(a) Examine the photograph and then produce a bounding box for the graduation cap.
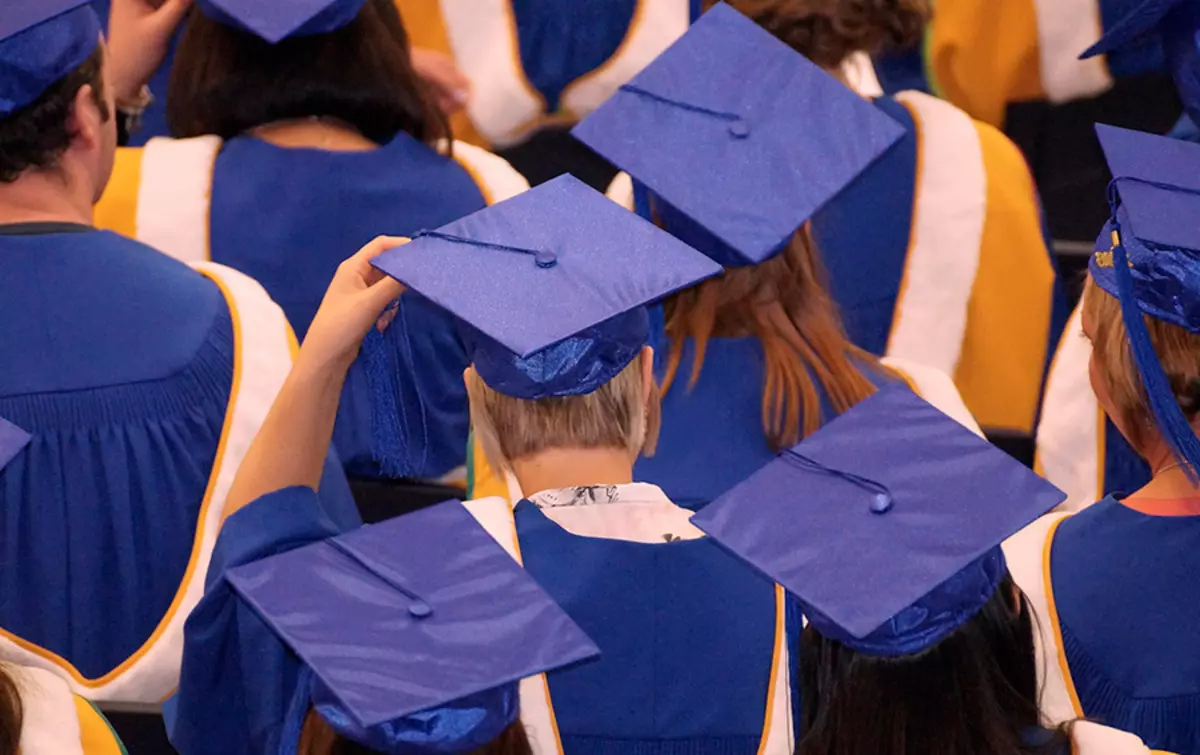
[691,384,1066,656]
[571,2,905,267]
[0,416,31,471]
[1089,123,1200,479]
[0,0,101,116]
[226,499,599,754]
[371,173,722,401]
[196,0,366,43]
[1081,0,1200,123]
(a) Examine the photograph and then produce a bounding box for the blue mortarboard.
[196,0,366,43]
[0,0,101,117]
[372,174,722,400]
[1081,0,1200,123]
[692,385,1066,656]
[1089,123,1200,478]
[571,3,905,267]
[226,500,599,755]
[0,416,31,471]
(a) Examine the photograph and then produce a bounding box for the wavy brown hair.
[0,666,22,755]
[661,229,882,451]
[709,0,930,69]
[298,710,533,755]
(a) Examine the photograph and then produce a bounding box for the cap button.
[870,493,893,515]
[535,250,558,268]
[408,601,433,619]
[728,118,750,139]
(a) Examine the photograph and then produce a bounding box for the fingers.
[348,236,408,312]
[149,0,194,33]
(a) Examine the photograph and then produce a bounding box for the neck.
[1130,444,1200,500]
[0,169,93,227]
[511,447,635,497]
[250,117,378,152]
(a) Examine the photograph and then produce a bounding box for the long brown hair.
[0,666,22,755]
[710,0,930,69]
[167,0,448,145]
[298,709,533,755]
[661,229,882,451]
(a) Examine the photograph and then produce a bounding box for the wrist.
[291,344,356,388]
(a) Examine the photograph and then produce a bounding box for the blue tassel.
[363,317,410,479]
[1109,207,1200,482]
[278,666,314,755]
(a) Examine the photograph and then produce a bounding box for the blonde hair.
[467,351,661,473]
[662,230,884,451]
[1083,278,1200,451]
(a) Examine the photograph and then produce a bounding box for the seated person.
[173,179,805,754]
[695,385,1157,755]
[0,0,356,706]
[1011,125,1200,755]
[94,0,529,483]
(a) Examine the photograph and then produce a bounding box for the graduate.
[93,0,529,484]
[0,0,358,706]
[693,386,1159,755]
[177,178,808,754]
[870,0,1160,129]
[1008,125,1200,755]
[394,0,701,185]
[0,423,125,755]
[529,4,982,509]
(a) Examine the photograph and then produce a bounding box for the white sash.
[135,136,222,263]
[886,91,986,378]
[0,264,295,704]
[1071,721,1154,755]
[1002,513,1079,726]
[1033,0,1112,103]
[15,666,85,755]
[881,355,983,438]
[462,497,793,755]
[1035,303,1102,512]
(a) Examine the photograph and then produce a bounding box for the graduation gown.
[871,0,1163,127]
[172,482,791,755]
[0,228,358,705]
[395,0,699,149]
[94,133,528,481]
[13,665,127,755]
[1034,302,1151,511]
[1005,499,1200,755]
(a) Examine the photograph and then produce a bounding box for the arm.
[221,237,408,521]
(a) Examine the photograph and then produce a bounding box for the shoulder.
[889,90,1030,170]
[1070,721,1154,755]
[445,140,530,204]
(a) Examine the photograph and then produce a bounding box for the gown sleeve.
[165,486,345,755]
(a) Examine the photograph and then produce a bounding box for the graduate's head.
[1082,125,1200,475]
[0,2,115,203]
[368,175,721,479]
[298,713,533,755]
[572,5,905,451]
[705,0,929,71]
[692,386,1069,755]
[167,0,447,145]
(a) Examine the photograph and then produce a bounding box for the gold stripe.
[74,697,126,755]
[754,584,787,755]
[1041,517,1085,716]
[93,148,143,238]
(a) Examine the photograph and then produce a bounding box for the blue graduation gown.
[0,227,357,681]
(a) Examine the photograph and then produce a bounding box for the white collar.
[520,481,704,545]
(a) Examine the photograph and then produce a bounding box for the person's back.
[94,0,530,480]
[0,5,357,704]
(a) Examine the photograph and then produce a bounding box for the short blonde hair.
[467,352,661,473]
[1083,278,1200,450]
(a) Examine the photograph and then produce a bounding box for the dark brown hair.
[0,666,22,755]
[0,47,109,183]
[167,0,448,145]
[797,577,1070,755]
[298,710,533,755]
[662,229,883,451]
[710,0,930,69]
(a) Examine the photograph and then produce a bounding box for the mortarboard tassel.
[1107,181,1200,482]
[780,447,893,513]
[363,313,411,479]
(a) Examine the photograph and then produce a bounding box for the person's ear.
[70,83,104,155]
[640,345,654,401]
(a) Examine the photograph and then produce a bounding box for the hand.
[300,237,409,373]
[411,48,471,116]
[105,0,194,103]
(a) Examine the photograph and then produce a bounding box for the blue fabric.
[0,230,356,679]
[0,2,99,116]
[511,0,638,112]
[166,486,346,755]
[1169,113,1200,143]
[1099,0,1167,78]
[515,501,777,754]
[812,96,916,356]
[871,49,930,96]
[208,133,483,479]
[196,0,365,44]
[1103,417,1152,497]
[1052,497,1200,755]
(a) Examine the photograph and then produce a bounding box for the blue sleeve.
[165,486,346,755]
[317,447,363,532]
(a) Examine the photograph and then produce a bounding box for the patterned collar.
[527,482,673,509]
